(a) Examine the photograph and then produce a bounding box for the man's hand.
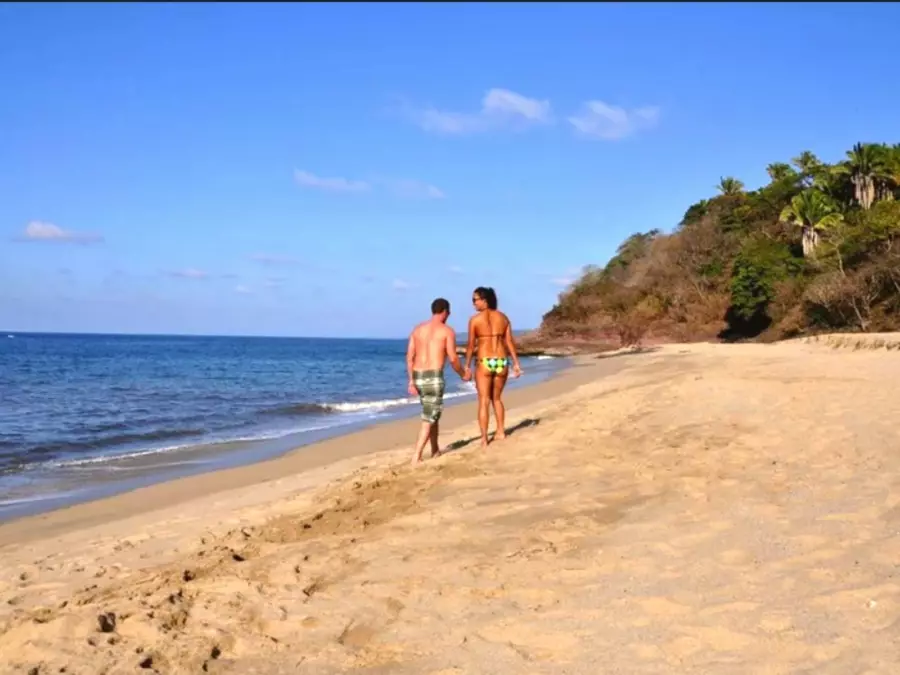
[408,379,418,396]
[463,366,472,382]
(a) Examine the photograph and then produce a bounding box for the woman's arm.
[504,320,522,376]
[463,316,477,379]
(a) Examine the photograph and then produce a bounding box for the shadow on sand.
[443,417,541,454]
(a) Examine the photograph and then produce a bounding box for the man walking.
[406,298,467,464]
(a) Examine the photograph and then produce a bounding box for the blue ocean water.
[0,333,564,519]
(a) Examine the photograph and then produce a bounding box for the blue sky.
[2,2,898,338]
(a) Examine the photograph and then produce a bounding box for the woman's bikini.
[478,311,510,374]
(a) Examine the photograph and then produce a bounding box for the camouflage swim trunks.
[413,369,445,423]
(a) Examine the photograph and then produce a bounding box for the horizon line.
[2,328,535,341]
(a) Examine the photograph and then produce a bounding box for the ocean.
[0,332,565,520]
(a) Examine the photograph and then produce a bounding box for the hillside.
[534,143,900,347]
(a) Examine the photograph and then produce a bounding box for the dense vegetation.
[539,143,900,346]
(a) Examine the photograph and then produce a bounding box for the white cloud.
[15,220,103,244]
[408,88,553,135]
[294,169,371,194]
[235,284,252,294]
[550,277,575,287]
[447,265,464,275]
[263,277,284,288]
[250,253,301,267]
[381,178,446,200]
[568,101,660,140]
[168,268,208,280]
[392,278,413,291]
[295,171,446,201]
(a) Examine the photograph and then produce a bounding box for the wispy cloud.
[235,284,252,294]
[568,101,660,141]
[392,278,414,291]
[381,178,446,200]
[295,171,445,200]
[404,88,553,136]
[447,265,464,275]
[14,220,103,244]
[168,268,208,280]
[263,276,285,288]
[250,253,301,267]
[294,169,371,194]
[550,276,576,287]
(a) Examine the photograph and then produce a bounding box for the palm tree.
[779,189,844,258]
[833,142,890,210]
[717,176,744,196]
[766,162,797,183]
[791,151,825,187]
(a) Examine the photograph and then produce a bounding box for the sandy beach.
[2,337,900,674]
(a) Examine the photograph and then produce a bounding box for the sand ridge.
[2,341,900,673]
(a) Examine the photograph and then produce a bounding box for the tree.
[792,151,826,187]
[833,142,890,210]
[717,176,744,196]
[766,162,797,183]
[779,189,844,257]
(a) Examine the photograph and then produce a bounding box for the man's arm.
[504,321,522,375]
[406,330,417,391]
[464,316,477,375]
[445,328,465,379]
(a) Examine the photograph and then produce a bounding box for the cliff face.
[536,143,900,347]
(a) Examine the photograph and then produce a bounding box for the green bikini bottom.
[481,357,509,374]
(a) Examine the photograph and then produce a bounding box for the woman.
[463,286,522,447]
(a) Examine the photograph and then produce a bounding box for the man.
[406,297,467,465]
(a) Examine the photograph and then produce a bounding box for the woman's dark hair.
[473,286,498,310]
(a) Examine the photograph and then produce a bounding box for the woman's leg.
[474,363,494,447]
[490,368,510,440]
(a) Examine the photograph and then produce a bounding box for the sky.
[2,2,899,338]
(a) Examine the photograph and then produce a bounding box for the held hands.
[462,367,472,382]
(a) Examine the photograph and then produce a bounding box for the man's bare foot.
[494,432,507,442]
[479,437,489,448]
[431,449,443,458]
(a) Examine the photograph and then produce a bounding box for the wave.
[39,421,339,470]
[262,388,476,416]
[17,428,208,461]
[260,402,335,417]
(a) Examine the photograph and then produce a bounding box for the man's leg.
[429,420,441,457]
[412,421,433,465]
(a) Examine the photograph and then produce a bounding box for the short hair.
[431,297,450,315]
[473,286,498,310]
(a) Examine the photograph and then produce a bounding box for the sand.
[2,339,900,674]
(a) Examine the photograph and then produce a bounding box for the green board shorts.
[413,369,445,423]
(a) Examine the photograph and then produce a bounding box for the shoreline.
[0,354,617,548]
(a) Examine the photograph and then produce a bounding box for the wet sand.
[2,339,900,674]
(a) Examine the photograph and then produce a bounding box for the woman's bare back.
[473,309,510,358]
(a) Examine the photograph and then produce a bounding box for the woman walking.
[463,286,522,447]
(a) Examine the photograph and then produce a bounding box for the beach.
[2,337,900,673]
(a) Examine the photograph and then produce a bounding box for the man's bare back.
[410,320,455,371]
